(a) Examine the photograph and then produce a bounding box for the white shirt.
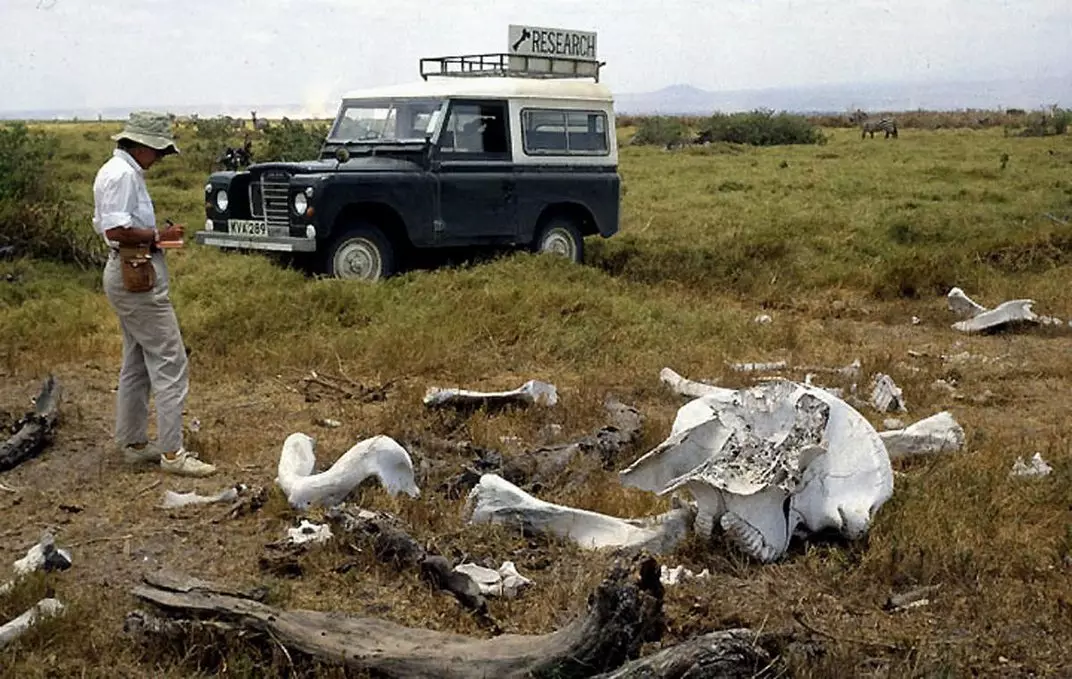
[92,149,157,247]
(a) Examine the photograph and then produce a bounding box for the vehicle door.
[434,99,516,243]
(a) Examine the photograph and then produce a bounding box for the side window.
[522,109,609,155]
[439,101,509,156]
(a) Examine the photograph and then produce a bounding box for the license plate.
[227,219,267,236]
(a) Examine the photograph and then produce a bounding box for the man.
[92,111,216,477]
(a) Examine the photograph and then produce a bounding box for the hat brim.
[111,131,180,155]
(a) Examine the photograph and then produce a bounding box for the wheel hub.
[334,238,382,280]
[541,229,576,259]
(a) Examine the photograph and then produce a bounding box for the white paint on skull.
[947,287,988,317]
[464,473,693,554]
[453,561,533,598]
[879,411,965,460]
[619,378,894,563]
[952,299,1038,333]
[423,379,558,407]
[276,433,420,510]
[0,598,64,649]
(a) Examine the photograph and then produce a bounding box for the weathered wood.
[323,505,495,626]
[129,555,665,679]
[591,629,774,679]
[0,375,62,473]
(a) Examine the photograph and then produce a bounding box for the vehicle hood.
[248,155,422,174]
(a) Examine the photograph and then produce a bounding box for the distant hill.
[2,75,1069,121]
[613,75,1072,116]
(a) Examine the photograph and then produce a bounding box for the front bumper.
[195,231,317,253]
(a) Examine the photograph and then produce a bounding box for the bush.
[261,118,330,162]
[1014,105,1071,137]
[697,109,822,146]
[628,116,691,147]
[0,123,103,267]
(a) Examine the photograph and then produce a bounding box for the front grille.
[251,171,292,236]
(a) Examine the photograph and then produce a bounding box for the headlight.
[215,189,229,212]
[293,193,308,215]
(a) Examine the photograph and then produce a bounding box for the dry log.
[0,375,62,473]
[128,555,665,678]
[323,505,495,627]
[591,629,774,679]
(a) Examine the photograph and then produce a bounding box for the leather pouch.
[118,245,155,293]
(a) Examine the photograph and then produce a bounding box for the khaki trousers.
[103,251,188,453]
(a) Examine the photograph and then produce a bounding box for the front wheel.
[533,218,584,264]
[324,224,395,281]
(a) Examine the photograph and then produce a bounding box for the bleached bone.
[160,484,244,509]
[1009,452,1052,478]
[0,598,64,649]
[879,411,965,460]
[276,433,420,510]
[729,360,787,373]
[287,519,334,545]
[659,367,729,398]
[870,373,907,413]
[423,380,557,409]
[952,299,1038,333]
[947,287,988,317]
[660,564,711,586]
[464,473,694,554]
[620,379,893,563]
[0,532,72,596]
[453,561,533,598]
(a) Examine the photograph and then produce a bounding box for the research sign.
[508,25,598,61]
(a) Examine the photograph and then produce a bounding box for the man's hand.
[159,223,185,242]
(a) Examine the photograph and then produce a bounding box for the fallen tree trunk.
[128,555,665,679]
[591,629,774,679]
[0,375,62,473]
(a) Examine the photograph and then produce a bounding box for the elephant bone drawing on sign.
[620,375,895,563]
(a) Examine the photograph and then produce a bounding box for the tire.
[323,224,395,281]
[533,218,584,264]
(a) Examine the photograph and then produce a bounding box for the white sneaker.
[121,442,162,464]
[160,449,217,477]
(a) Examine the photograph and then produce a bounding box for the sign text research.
[508,25,598,61]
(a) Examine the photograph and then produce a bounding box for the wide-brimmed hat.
[111,110,180,155]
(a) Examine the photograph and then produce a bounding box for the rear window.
[521,109,609,156]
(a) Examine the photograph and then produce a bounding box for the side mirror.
[335,147,350,164]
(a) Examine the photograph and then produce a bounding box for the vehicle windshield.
[329,98,445,143]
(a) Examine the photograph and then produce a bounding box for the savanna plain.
[1,115,1071,678]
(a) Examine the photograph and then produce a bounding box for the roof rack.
[419,53,604,82]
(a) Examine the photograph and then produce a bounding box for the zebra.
[852,109,898,139]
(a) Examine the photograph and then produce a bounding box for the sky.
[1,0,1069,114]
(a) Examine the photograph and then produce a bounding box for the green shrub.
[261,118,329,161]
[697,109,822,146]
[628,116,691,147]
[0,123,103,267]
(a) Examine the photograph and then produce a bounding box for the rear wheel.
[534,218,584,264]
[324,224,395,281]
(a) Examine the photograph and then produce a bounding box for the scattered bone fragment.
[453,561,533,598]
[160,484,245,509]
[464,473,694,554]
[287,520,334,545]
[754,314,772,324]
[276,433,420,510]
[947,287,988,317]
[659,367,726,399]
[659,564,710,586]
[0,598,64,649]
[883,418,906,430]
[1009,453,1052,478]
[620,377,893,563]
[879,411,965,460]
[13,531,71,576]
[316,418,342,429]
[952,299,1039,333]
[729,360,788,373]
[884,585,940,612]
[870,374,907,413]
[423,380,557,409]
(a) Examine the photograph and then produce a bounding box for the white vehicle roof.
[340,77,614,104]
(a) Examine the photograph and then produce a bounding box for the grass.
[0,118,1070,677]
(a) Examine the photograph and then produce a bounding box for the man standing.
[92,111,216,477]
